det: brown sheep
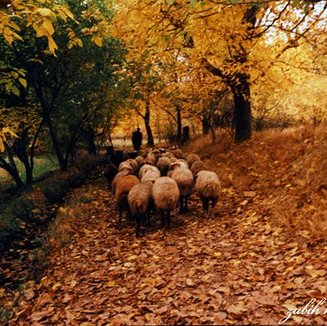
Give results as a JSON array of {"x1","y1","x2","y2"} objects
[{"x1": 114, "y1": 175, "x2": 139, "y2": 224}]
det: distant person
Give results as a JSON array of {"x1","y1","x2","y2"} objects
[{"x1": 132, "y1": 128, "x2": 142, "y2": 151}]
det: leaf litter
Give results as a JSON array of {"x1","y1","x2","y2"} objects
[{"x1": 3, "y1": 127, "x2": 327, "y2": 324}]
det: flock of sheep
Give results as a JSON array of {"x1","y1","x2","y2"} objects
[{"x1": 104, "y1": 147, "x2": 221, "y2": 236}]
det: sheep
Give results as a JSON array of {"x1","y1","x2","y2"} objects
[
  {"x1": 138, "y1": 149, "x2": 148, "y2": 158},
  {"x1": 112, "y1": 168, "x2": 133, "y2": 195},
  {"x1": 171, "y1": 167, "x2": 194, "y2": 213},
  {"x1": 135, "y1": 155, "x2": 145, "y2": 168},
  {"x1": 104, "y1": 162, "x2": 117, "y2": 189},
  {"x1": 170, "y1": 156, "x2": 178, "y2": 163},
  {"x1": 139, "y1": 164, "x2": 160, "y2": 180},
  {"x1": 186, "y1": 154, "x2": 201, "y2": 167},
  {"x1": 162, "y1": 151, "x2": 174, "y2": 159},
  {"x1": 167, "y1": 160, "x2": 189, "y2": 177},
  {"x1": 115, "y1": 175, "x2": 139, "y2": 224},
  {"x1": 118, "y1": 159, "x2": 138, "y2": 174},
  {"x1": 152, "y1": 177, "x2": 180, "y2": 228},
  {"x1": 156, "y1": 156, "x2": 171, "y2": 176},
  {"x1": 141, "y1": 169, "x2": 161, "y2": 183},
  {"x1": 190, "y1": 160, "x2": 208, "y2": 177},
  {"x1": 195, "y1": 171, "x2": 221, "y2": 212},
  {"x1": 171, "y1": 148, "x2": 184, "y2": 159},
  {"x1": 128, "y1": 181, "x2": 154, "y2": 236},
  {"x1": 145, "y1": 153, "x2": 157, "y2": 166}
]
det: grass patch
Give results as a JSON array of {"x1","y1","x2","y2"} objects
[{"x1": 0, "y1": 154, "x2": 58, "y2": 188}]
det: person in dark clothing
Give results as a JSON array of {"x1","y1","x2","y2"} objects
[{"x1": 132, "y1": 128, "x2": 142, "y2": 151}]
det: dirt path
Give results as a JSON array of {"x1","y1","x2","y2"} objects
[{"x1": 11, "y1": 176, "x2": 327, "y2": 325}]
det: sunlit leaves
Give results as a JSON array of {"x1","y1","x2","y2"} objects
[{"x1": 0, "y1": 126, "x2": 17, "y2": 152}]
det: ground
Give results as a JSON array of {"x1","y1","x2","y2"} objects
[{"x1": 2, "y1": 126, "x2": 327, "y2": 324}]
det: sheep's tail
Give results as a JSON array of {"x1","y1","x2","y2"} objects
[
  {"x1": 204, "y1": 182, "x2": 221, "y2": 198},
  {"x1": 134, "y1": 198, "x2": 146, "y2": 214}
]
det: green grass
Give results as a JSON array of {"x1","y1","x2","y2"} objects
[{"x1": 0, "y1": 154, "x2": 59, "y2": 187}]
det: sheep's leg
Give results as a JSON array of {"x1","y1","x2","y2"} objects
[
  {"x1": 160, "y1": 210, "x2": 165, "y2": 227},
  {"x1": 135, "y1": 213, "x2": 142, "y2": 236},
  {"x1": 211, "y1": 198, "x2": 218, "y2": 209},
  {"x1": 126, "y1": 205, "x2": 133, "y2": 223},
  {"x1": 179, "y1": 197, "x2": 184, "y2": 214},
  {"x1": 166, "y1": 211, "x2": 171, "y2": 228},
  {"x1": 202, "y1": 198, "x2": 209, "y2": 212},
  {"x1": 118, "y1": 206, "x2": 122, "y2": 226},
  {"x1": 147, "y1": 209, "x2": 151, "y2": 226},
  {"x1": 185, "y1": 197, "x2": 188, "y2": 212}
]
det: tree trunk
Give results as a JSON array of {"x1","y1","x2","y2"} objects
[
  {"x1": 202, "y1": 116, "x2": 210, "y2": 135},
  {"x1": 85, "y1": 126, "x2": 97, "y2": 155},
  {"x1": 232, "y1": 76, "x2": 252, "y2": 143},
  {"x1": 24, "y1": 163, "x2": 33, "y2": 185},
  {"x1": 36, "y1": 86, "x2": 68, "y2": 170},
  {"x1": 176, "y1": 105, "x2": 182, "y2": 142},
  {"x1": 44, "y1": 112, "x2": 68, "y2": 170},
  {"x1": 0, "y1": 156, "x2": 24, "y2": 189},
  {"x1": 144, "y1": 103, "x2": 154, "y2": 146}
]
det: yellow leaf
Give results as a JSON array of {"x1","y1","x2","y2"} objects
[
  {"x1": 282, "y1": 303, "x2": 297, "y2": 310},
  {"x1": 2, "y1": 127, "x2": 17, "y2": 138},
  {"x1": 9, "y1": 21, "x2": 21, "y2": 32},
  {"x1": 51, "y1": 282, "x2": 61, "y2": 291},
  {"x1": 19, "y1": 78, "x2": 27, "y2": 88},
  {"x1": 128, "y1": 255, "x2": 137, "y2": 261},
  {"x1": 35, "y1": 8, "x2": 53, "y2": 17},
  {"x1": 214, "y1": 252, "x2": 221, "y2": 257},
  {"x1": 3, "y1": 28, "x2": 14, "y2": 45},
  {"x1": 0, "y1": 138, "x2": 4, "y2": 152},
  {"x1": 48, "y1": 36, "x2": 58, "y2": 55},
  {"x1": 106, "y1": 281, "x2": 116, "y2": 287},
  {"x1": 42, "y1": 19, "x2": 55, "y2": 36},
  {"x1": 57, "y1": 5, "x2": 76, "y2": 22},
  {"x1": 93, "y1": 36, "x2": 103, "y2": 47}
]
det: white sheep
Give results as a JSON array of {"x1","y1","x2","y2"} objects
[
  {"x1": 167, "y1": 160, "x2": 189, "y2": 177},
  {"x1": 195, "y1": 171, "x2": 221, "y2": 212},
  {"x1": 118, "y1": 159, "x2": 138, "y2": 174},
  {"x1": 171, "y1": 167, "x2": 194, "y2": 213},
  {"x1": 141, "y1": 169, "x2": 161, "y2": 183},
  {"x1": 152, "y1": 177, "x2": 180, "y2": 228},
  {"x1": 139, "y1": 164, "x2": 160, "y2": 180},
  {"x1": 128, "y1": 181, "x2": 153, "y2": 236}
]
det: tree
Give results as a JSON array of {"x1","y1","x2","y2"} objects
[
  {"x1": 0, "y1": 0, "x2": 128, "y2": 187},
  {"x1": 113, "y1": 0, "x2": 327, "y2": 142},
  {"x1": 126, "y1": 57, "x2": 164, "y2": 146}
]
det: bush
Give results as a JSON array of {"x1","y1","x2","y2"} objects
[
  {"x1": 0, "y1": 198, "x2": 33, "y2": 252},
  {"x1": 43, "y1": 180, "x2": 70, "y2": 204}
]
